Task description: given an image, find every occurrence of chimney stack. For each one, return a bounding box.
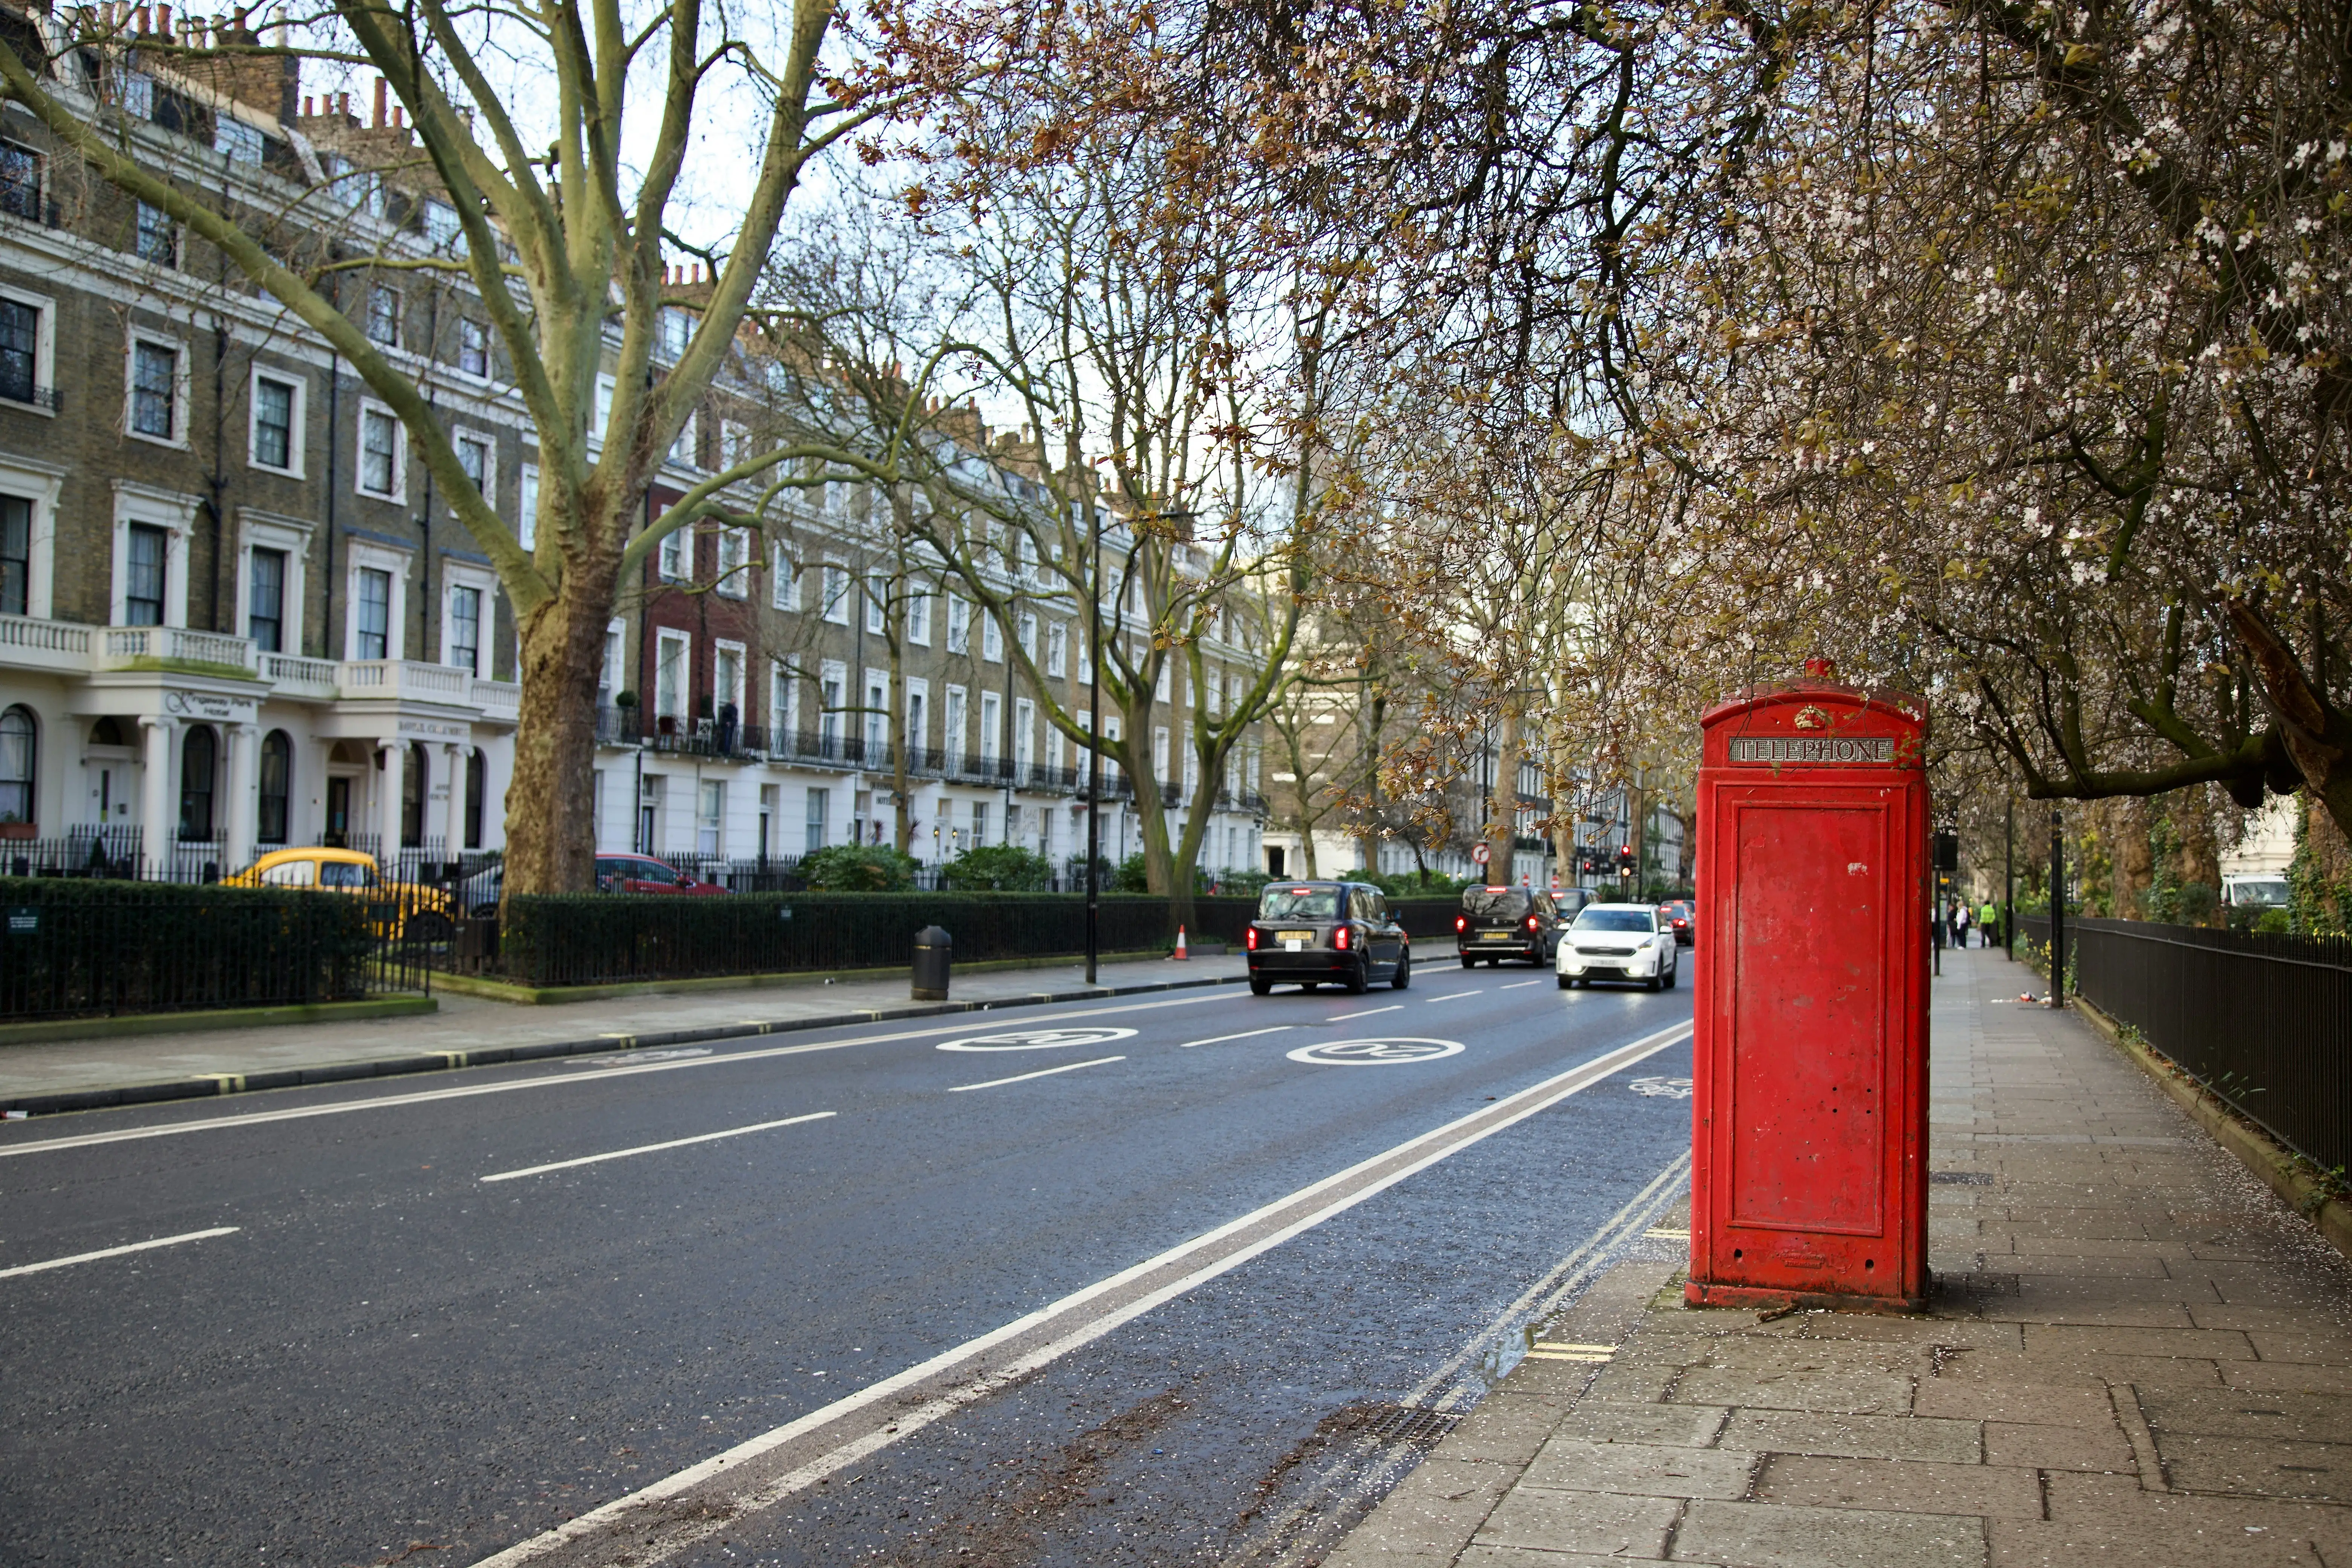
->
[372,77,387,128]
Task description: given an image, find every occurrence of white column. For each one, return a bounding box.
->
[138,716,175,877]
[438,741,462,858]
[221,722,255,872]
[377,737,405,862]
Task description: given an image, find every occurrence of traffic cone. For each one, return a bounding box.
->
[1173,925,1189,960]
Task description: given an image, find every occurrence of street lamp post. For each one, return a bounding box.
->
[2003,798,2014,962]
[1085,510,1103,986]
[2048,805,2066,1008]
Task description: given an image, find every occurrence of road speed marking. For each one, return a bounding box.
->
[937,1027,1139,1053]
[947,1056,1125,1092]
[1286,1037,1465,1066]
[0,1225,240,1281]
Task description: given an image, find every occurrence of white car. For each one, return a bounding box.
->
[1557,903,1680,991]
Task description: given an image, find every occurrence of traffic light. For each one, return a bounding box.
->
[1933,829,1959,872]
[1617,844,1635,878]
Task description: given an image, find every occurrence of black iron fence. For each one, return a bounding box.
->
[2020,914,2352,1175]
[0,878,432,1021]
[0,829,501,896]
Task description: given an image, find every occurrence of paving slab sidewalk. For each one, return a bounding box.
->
[1326,945,2352,1568]
[0,954,1245,1110]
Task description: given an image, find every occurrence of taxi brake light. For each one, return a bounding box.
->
[1525,915,1540,931]
[1245,927,1259,951]
[1454,915,1467,933]
[1335,925,1350,950]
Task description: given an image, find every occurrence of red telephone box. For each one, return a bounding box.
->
[1688,678,1931,1311]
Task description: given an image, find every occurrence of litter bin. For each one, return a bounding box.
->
[912,925,952,1001]
[1688,672,1932,1312]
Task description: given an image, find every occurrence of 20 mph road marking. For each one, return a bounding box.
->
[0,1225,239,1280]
[479,1112,835,1183]
[947,1057,1125,1092]
[466,1018,1694,1568]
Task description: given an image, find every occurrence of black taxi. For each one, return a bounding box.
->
[1245,881,1411,995]
[1454,884,1578,967]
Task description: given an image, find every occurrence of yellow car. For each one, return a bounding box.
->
[224,847,456,941]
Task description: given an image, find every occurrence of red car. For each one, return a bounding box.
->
[1659,900,1694,945]
[594,854,729,895]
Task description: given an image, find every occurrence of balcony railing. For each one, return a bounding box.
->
[262,652,339,698]
[0,612,92,662]
[98,625,262,676]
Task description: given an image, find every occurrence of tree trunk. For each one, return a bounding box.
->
[2175,784,2221,912]
[2115,797,2155,919]
[1482,709,1522,884]
[502,551,621,902]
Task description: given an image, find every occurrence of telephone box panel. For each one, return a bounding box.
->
[1689,681,1930,1311]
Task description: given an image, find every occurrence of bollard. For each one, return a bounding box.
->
[912,924,952,1001]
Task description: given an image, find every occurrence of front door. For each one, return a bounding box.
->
[325,776,351,846]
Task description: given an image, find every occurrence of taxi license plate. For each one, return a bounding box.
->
[1277,930,1314,943]
[1479,931,1515,942]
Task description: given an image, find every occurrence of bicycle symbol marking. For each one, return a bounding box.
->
[1286,1038,1466,1067]
[1628,1076,1694,1098]
[937,1027,1140,1053]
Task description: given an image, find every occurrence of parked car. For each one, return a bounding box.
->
[1246,880,1410,995]
[1659,900,1694,945]
[1556,903,1680,991]
[457,854,728,914]
[223,847,455,940]
[1454,885,1574,968]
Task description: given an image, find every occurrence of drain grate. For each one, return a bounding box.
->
[1358,1404,1462,1449]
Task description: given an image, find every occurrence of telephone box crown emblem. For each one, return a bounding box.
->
[1793,704,1830,731]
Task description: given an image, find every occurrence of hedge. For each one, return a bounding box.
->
[0,877,389,1021]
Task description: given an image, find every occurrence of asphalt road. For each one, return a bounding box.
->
[0,956,1695,1568]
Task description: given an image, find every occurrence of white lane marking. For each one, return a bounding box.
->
[480,1112,836,1183]
[0,1225,239,1281]
[467,1018,1693,1568]
[1499,980,1544,990]
[1318,1004,1403,1023]
[1425,992,1479,1003]
[1178,1026,1293,1049]
[0,991,1242,1160]
[947,1056,1125,1093]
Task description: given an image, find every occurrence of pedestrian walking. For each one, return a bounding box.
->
[1955,903,1972,948]
[1980,898,1998,948]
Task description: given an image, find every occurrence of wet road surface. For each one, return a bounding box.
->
[0,960,1694,1566]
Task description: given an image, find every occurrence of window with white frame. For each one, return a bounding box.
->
[946,595,969,654]
[214,115,265,164]
[1014,698,1035,772]
[134,201,178,267]
[669,409,698,467]
[658,527,689,583]
[236,513,310,655]
[906,592,931,646]
[127,335,182,443]
[864,671,888,757]
[819,661,846,751]
[1046,622,1067,678]
[904,679,928,756]
[592,374,615,443]
[112,485,199,629]
[454,430,493,503]
[654,628,691,720]
[720,420,748,470]
[249,370,302,474]
[123,522,167,625]
[697,778,724,855]
[716,528,750,598]
[446,584,482,675]
[518,462,539,550]
[981,610,1003,663]
[942,686,966,767]
[365,285,400,347]
[659,307,692,360]
[714,641,746,721]
[1018,612,1037,660]
[1154,659,1171,700]
[771,660,799,740]
[602,619,625,691]
[0,288,54,411]
[1227,673,1244,715]
[356,404,403,498]
[422,198,462,252]
[771,543,799,610]
[980,692,1001,762]
[0,138,43,223]
[342,538,409,660]
[1153,726,1170,784]
[0,493,29,616]
[820,563,850,625]
[865,576,887,636]
[457,318,490,378]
